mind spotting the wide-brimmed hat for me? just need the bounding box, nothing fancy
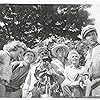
[81,25,97,39]
[23,48,38,62]
[51,44,69,57]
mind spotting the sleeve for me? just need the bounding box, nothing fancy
[50,63,65,84]
[0,52,4,71]
[61,67,70,86]
[22,69,31,98]
[0,51,11,83]
[0,52,4,64]
[0,51,8,70]
[91,54,100,77]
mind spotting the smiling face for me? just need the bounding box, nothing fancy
[69,53,79,66]
[23,52,35,64]
[85,31,98,46]
[56,48,66,58]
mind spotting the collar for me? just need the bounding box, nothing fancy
[90,42,99,49]
[93,42,99,47]
[70,64,81,69]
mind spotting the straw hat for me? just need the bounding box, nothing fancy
[23,48,38,62]
[81,25,97,39]
[51,44,69,57]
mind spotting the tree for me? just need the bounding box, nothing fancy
[0,4,94,49]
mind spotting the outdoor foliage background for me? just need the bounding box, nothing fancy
[0,4,95,65]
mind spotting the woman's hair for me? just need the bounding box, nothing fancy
[67,50,80,62]
[3,40,27,52]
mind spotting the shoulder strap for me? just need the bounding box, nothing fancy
[12,62,20,72]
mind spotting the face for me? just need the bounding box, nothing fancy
[24,52,35,64]
[56,48,66,58]
[69,53,79,66]
[85,31,97,46]
[39,50,49,59]
[11,48,24,60]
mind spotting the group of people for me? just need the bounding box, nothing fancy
[0,25,100,98]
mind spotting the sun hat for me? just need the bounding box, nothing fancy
[23,48,38,62]
[51,44,69,57]
[81,25,97,39]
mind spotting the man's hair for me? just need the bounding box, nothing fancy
[3,40,27,52]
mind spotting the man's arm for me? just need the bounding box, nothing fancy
[22,70,31,98]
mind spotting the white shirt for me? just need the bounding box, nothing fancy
[62,64,85,86]
[85,45,100,77]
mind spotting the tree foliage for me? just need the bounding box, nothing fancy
[0,4,94,49]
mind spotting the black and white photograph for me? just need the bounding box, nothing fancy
[0,0,100,98]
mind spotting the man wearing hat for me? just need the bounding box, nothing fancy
[51,44,69,75]
[81,25,100,97]
[22,46,52,98]
[6,48,38,98]
[48,44,69,97]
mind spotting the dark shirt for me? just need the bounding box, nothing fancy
[8,61,30,90]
